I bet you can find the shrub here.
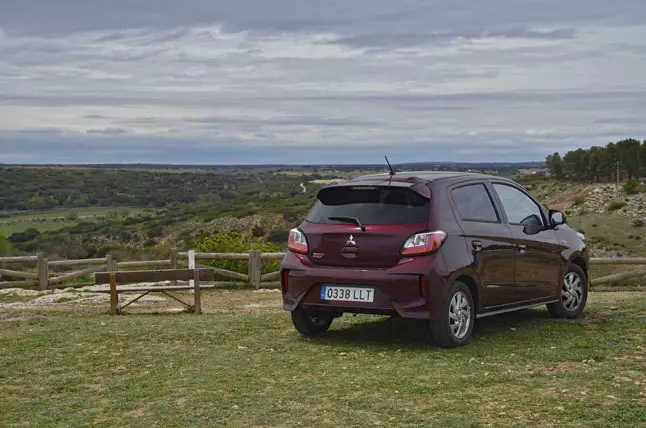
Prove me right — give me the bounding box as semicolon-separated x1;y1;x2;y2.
0;235;16;256
143;238;157;247
634;219;645;228
267;229;290;243
573;194;586;206
147;224;164;238
8;228;41;243
608;201;627;211
624;179;639;195
251;226;265;238
65;212;79;221
193;232;283;275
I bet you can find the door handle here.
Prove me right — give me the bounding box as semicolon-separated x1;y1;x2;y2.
472;240;482;252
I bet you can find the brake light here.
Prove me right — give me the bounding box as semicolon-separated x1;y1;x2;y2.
401;231;447;256
288;228;309;254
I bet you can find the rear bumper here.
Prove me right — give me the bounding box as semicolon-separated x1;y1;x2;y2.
280;251;450;320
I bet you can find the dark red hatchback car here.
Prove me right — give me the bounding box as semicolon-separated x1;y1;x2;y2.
280;171;588;347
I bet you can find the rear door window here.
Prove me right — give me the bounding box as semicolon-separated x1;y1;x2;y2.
307;187;430;225
451;183;499;223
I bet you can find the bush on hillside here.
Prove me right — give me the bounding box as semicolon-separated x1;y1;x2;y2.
282;210;300;223
251;226;265;238
267;229;290;243
608;201;627;211
193;232;283;275
0;235;16;256
8;228;40;243
624;179;640;195
634;219;645;228
573;194;586;206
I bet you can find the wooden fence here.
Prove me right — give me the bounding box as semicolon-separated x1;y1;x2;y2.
0;248;285;291
1;252;646;291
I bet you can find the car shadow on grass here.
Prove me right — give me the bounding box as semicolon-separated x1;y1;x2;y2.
316;308;557;349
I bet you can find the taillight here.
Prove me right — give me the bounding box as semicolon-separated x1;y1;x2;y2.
401;231;447;257
288;228;308;254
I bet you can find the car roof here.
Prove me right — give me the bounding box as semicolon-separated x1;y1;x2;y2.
318;171;514;199
341;170;499;184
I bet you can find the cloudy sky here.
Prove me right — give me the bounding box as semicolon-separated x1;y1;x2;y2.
1;1;645;164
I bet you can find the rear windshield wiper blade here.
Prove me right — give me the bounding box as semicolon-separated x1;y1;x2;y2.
327;216;366;232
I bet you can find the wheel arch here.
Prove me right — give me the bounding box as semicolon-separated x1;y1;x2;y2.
454;274;480;313
569;255;588;277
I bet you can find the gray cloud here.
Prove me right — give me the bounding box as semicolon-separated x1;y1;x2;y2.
0;1;645;164
86;127;130;135
2;1;645;35
326;28;578;49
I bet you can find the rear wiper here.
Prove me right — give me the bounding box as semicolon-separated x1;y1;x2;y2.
328;216;366;232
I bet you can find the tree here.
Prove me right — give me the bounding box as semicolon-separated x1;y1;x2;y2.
546;153;563;179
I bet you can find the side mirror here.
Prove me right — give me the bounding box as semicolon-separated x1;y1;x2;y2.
549;210;566;227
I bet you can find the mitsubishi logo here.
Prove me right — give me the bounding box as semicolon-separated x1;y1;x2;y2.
345;235;357;246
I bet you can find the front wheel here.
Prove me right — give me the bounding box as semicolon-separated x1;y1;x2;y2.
291;309;334;337
547;264;588;318
429;282;475;348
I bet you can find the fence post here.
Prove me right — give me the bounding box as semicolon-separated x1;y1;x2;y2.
106;253;113;273
37;252;48;290
170;247;178;286
193;269;202;314
109;272;118;315
188;250;195;287
248;250;262;289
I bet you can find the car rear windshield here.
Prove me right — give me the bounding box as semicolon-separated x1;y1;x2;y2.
306;186;430;225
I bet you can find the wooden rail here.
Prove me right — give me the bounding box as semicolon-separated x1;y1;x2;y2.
3;253;645;292
589;257;646;287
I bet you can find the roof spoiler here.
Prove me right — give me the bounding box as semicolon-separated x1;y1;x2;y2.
317;179;431;200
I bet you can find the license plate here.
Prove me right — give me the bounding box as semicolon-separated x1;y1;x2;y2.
320;286;374;303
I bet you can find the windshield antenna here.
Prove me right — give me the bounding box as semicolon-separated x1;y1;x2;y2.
385;156;396;176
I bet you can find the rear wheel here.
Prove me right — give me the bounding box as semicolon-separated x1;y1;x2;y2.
430;282;475;348
547;264;588;318
291;309;334;337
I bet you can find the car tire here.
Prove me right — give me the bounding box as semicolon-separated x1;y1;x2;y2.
547;264;588;318
429;281;475;348
291;309;334;337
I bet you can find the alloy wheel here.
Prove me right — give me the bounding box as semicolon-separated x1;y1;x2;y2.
562;272;583;311
448;291;471;339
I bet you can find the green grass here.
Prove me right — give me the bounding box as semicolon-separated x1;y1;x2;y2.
0;221;78;235
1;291;645;427
0;208;146;236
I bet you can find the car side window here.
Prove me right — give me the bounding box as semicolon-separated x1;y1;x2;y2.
492;184;544;226
451;183;499;223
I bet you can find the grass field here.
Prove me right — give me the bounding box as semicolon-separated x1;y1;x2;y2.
1;290;645;427
0;208;146;236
